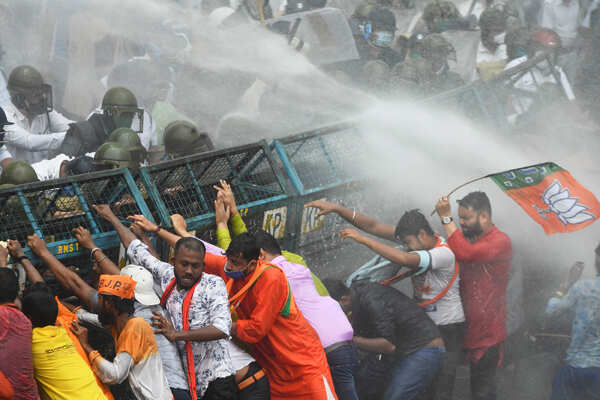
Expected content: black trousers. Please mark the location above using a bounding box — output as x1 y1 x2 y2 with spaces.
238 362 270 400
202 375 238 400
470 344 501 400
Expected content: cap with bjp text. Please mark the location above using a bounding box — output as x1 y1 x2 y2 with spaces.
98 274 136 299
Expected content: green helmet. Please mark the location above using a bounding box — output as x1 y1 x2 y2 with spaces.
0 161 39 185
108 127 147 163
0 183 14 190
101 87 144 132
7 65 52 116
164 120 213 158
93 142 140 170
422 34 456 62
423 1 460 32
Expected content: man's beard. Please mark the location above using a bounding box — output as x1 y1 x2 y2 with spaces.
98 309 115 326
175 273 198 290
462 222 483 240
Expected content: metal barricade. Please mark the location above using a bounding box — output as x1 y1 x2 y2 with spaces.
138 140 294 250
271 122 370 255
0 168 154 278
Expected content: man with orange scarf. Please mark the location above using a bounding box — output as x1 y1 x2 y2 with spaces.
203 233 338 400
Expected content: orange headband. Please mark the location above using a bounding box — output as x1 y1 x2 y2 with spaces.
98 274 136 299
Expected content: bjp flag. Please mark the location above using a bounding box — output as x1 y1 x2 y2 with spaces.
489 162 600 235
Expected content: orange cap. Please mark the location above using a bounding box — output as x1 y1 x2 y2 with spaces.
98 274 137 299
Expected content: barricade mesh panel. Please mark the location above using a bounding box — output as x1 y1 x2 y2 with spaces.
145 142 287 223
278 126 367 192
0 170 146 248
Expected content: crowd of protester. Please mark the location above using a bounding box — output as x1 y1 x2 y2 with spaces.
0 0 599 399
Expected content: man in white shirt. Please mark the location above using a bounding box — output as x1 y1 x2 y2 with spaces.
0 107 15 169
473 8 508 81
4 65 73 164
540 0 582 80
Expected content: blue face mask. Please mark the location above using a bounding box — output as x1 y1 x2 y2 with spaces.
224 260 250 280
63 185 75 196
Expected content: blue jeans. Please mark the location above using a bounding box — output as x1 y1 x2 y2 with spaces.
383 346 445 400
326 344 359 400
551 364 600 400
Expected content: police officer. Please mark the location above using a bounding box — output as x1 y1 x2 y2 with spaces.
163 120 213 159
60 87 153 157
108 127 148 164
391 34 463 97
92 141 140 170
3 66 73 164
422 1 475 33
0 107 15 168
0 160 39 185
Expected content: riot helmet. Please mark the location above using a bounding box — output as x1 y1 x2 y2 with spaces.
479 8 507 45
0 161 39 185
362 59 391 91
108 127 147 163
423 1 461 33
93 142 140 170
164 120 213 159
101 87 144 133
7 66 53 117
364 7 397 48
422 33 456 70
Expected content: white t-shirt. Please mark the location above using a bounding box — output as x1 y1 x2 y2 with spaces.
541 0 581 47
411 238 465 326
227 341 255 371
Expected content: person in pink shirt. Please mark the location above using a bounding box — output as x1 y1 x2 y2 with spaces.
252 230 358 400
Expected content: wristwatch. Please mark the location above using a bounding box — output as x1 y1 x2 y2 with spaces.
441 216 453 225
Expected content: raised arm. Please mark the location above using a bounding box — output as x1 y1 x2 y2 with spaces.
339 229 421 269
73 226 120 275
7 240 44 284
128 214 181 249
26 234 96 309
305 199 396 241
93 204 137 249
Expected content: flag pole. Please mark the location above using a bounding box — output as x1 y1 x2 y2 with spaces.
429 175 490 216
429 161 553 216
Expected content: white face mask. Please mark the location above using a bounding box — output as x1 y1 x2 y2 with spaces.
493 32 506 44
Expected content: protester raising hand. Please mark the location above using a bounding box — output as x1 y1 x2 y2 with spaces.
128 214 160 233
213 179 238 216
304 199 340 217
72 226 96 250
170 214 193 237
214 194 230 229
339 228 367 244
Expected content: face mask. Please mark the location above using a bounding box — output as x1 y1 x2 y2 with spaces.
371 31 394 48
493 32 506 44
225 260 250 280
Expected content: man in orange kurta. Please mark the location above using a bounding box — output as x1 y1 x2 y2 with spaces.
203 233 337 400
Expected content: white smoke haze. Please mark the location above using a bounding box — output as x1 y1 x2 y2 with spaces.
1 0 598 281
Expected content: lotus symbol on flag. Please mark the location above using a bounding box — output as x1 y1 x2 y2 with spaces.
535 180 596 225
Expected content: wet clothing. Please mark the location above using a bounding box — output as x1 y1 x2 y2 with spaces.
89 317 172 400
203 255 337 400
350 281 440 357
411 235 464 326
326 344 359 400
31 325 108 400
546 277 600 369
270 255 353 348
127 240 234 397
550 364 600 400
0 304 39 400
473 42 507 81
447 226 512 359
4 103 72 164
469 343 501 400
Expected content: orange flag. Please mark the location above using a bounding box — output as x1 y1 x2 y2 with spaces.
490 162 600 234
